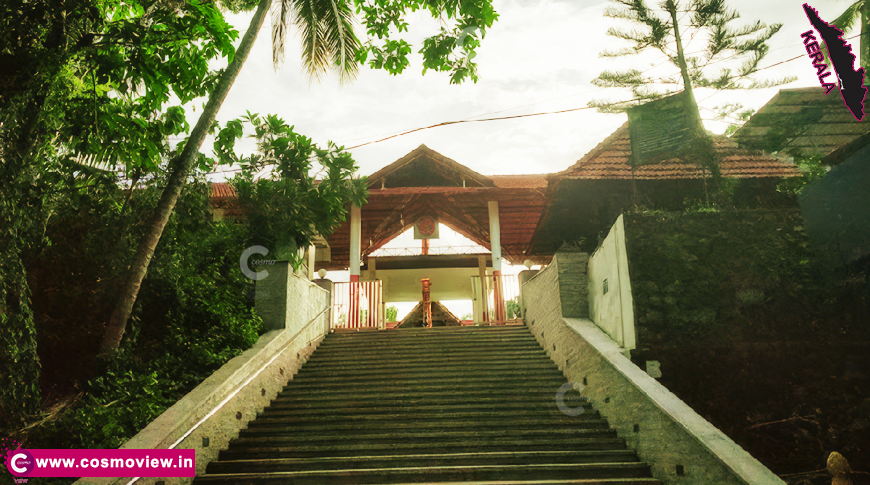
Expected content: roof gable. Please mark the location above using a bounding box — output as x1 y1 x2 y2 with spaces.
366 144 495 189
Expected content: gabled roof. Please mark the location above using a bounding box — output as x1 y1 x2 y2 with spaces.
489 174 548 189
554 122 800 180
366 144 495 188
211 182 236 198
731 87 870 162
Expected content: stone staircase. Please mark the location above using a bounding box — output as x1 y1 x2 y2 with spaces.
194 325 660 484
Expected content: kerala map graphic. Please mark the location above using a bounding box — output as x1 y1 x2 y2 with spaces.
803 3 868 121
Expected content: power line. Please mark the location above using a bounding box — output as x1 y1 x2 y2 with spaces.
345 102 640 150
210 30 861 162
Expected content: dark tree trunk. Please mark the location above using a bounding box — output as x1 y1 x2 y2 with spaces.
99 0 273 356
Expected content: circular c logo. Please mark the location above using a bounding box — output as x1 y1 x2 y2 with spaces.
240 245 269 280
7 450 34 477
555 381 586 416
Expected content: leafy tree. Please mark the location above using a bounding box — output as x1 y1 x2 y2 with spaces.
590 0 795 113
101 0 500 356
832 0 870 80
219 112 368 269
386 305 399 322
1 0 238 423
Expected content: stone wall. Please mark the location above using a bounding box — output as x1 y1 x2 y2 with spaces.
551 250 589 318
522 254 786 485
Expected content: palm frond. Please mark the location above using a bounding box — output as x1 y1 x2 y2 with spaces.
275 0 359 83
321 0 360 84
271 0 292 69
290 0 328 81
833 0 863 33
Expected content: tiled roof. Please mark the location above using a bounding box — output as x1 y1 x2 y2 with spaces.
211 182 236 198
489 174 549 189
555 122 800 180
731 87 870 159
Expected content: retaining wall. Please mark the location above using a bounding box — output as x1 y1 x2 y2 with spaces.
522 255 786 485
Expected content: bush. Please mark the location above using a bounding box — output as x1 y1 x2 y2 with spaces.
13 176 263 458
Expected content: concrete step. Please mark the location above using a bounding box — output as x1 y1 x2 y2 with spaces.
263 396 591 411
303 354 550 371
206 450 642 474
193 462 654 484
233 427 615 445
289 368 565 384
219 437 630 460
274 384 572 398
244 417 610 433
308 346 547 362
254 408 602 422
295 361 559 378
278 376 568 392
195 326 657 484
271 386 584 402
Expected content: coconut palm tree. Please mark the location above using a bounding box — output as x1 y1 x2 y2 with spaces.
100 0 362 355
832 0 870 80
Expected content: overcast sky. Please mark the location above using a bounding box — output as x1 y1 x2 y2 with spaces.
198 0 851 180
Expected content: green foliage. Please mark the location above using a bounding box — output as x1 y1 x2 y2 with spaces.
219 113 368 270
1 0 240 427
775 155 827 197
352 0 499 83
505 297 521 319
386 305 399 321
625 210 819 342
11 176 263 450
590 0 795 112
0 280 41 428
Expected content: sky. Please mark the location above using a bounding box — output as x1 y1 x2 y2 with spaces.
196 0 857 318
199 0 850 180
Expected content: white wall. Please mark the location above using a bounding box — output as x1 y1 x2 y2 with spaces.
587 214 635 350
379 267 480 302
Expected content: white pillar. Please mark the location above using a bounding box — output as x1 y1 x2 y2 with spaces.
488 200 506 322
488 201 502 273
350 205 361 282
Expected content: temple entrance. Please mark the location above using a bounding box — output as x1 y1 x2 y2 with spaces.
312 145 549 330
